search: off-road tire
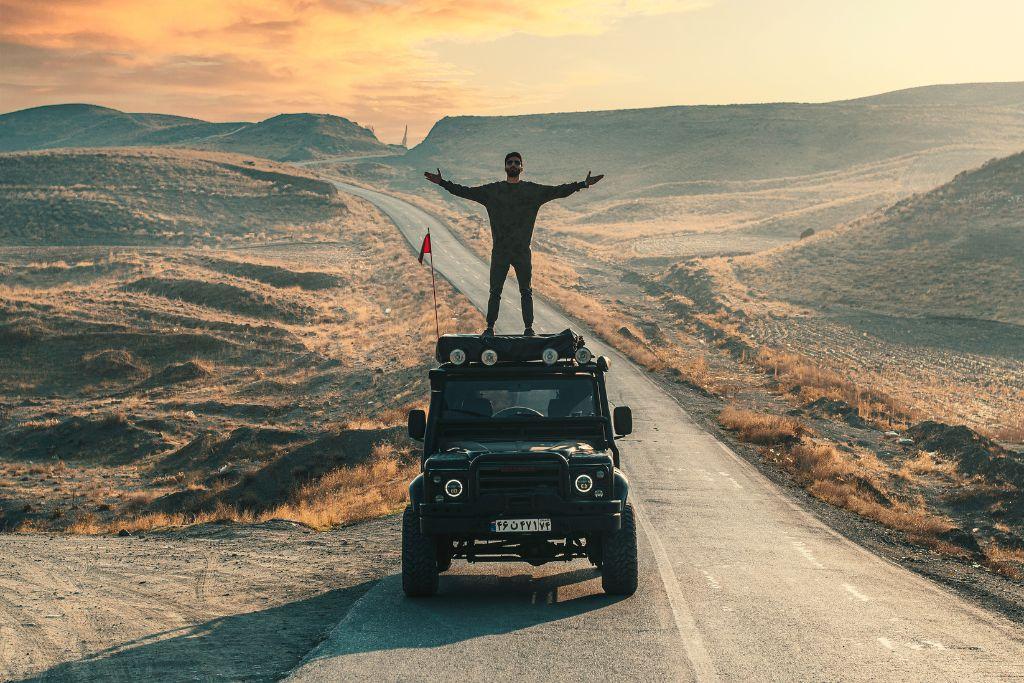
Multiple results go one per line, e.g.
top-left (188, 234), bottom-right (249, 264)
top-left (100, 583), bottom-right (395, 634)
top-left (601, 502), bottom-right (638, 596)
top-left (402, 505), bottom-right (438, 597)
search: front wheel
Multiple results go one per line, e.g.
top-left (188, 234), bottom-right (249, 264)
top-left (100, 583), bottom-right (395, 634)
top-left (402, 505), bottom-right (438, 597)
top-left (601, 502), bottom-right (638, 596)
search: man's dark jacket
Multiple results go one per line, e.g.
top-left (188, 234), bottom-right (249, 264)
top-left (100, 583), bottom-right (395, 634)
top-left (438, 179), bottom-right (587, 254)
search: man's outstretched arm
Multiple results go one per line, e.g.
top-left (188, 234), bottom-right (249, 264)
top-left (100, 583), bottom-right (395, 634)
top-left (538, 170), bottom-right (604, 203)
top-left (424, 168), bottom-right (491, 204)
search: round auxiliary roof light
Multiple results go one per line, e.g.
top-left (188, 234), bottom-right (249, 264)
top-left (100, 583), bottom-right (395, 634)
top-left (444, 479), bottom-right (464, 498)
top-left (574, 347), bottom-right (593, 365)
top-left (449, 348), bottom-right (467, 365)
top-left (542, 347), bottom-right (559, 365)
top-left (481, 349), bottom-right (498, 366)
top-left (574, 474), bottom-right (594, 494)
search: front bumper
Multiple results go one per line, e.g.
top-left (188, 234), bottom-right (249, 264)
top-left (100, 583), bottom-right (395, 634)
top-left (419, 496), bottom-right (622, 536)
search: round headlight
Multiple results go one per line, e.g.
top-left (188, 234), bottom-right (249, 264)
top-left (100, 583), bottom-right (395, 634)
top-left (444, 479), bottom-right (463, 498)
top-left (542, 347), bottom-right (558, 365)
top-left (574, 474), bottom-right (593, 493)
top-left (481, 349), bottom-right (498, 366)
top-left (574, 347), bottom-right (593, 365)
top-left (449, 348), bottom-right (467, 365)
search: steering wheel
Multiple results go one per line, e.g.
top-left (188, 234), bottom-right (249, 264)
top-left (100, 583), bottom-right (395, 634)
top-left (492, 406), bottom-right (544, 418)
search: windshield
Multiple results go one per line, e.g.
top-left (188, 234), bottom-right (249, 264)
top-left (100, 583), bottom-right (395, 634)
top-left (441, 377), bottom-right (598, 420)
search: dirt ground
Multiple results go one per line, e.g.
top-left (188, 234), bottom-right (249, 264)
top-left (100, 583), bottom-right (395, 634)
top-left (0, 516), bottom-right (400, 682)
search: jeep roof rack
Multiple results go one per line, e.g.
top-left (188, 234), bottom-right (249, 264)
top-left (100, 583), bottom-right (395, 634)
top-left (435, 328), bottom-right (592, 367)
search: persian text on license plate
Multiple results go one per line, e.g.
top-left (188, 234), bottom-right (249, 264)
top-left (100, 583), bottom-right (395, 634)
top-left (490, 518), bottom-right (551, 533)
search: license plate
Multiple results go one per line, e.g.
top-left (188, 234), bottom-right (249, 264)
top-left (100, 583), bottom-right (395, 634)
top-left (490, 518), bottom-right (551, 533)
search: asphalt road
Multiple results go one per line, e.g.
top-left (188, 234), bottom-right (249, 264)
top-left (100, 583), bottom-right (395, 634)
top-left (287, 179), bottom-right (1024, 682)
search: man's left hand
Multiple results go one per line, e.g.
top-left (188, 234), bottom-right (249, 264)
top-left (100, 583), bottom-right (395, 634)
top-left (585, 171), bottom-right (604, 187)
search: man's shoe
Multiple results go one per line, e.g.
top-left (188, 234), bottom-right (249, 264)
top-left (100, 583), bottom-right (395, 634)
top-left (523, 327), bottom-right (536, 336)
top-left (482, 327), bottom-right (494, 337)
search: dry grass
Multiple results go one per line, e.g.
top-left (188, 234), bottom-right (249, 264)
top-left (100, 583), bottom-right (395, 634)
top-left (897, 450), bottom-right (959, 479)
top-left (262, 441), bottom-right (417, 529)
top-left (718, 406), bottom-right (807, 445)
top-left (64, 441), bottom-right (417, 534)
top-left (528, 253), bottom-right (722, 394)
top-left (983, 545), bottom-right (1024, 581)
top-left (765, 439), bottom-right (956, 543)
top-left (988, 422), bottom-right (1024, 445)
top-left (754, 347), bottom-right (916, 429)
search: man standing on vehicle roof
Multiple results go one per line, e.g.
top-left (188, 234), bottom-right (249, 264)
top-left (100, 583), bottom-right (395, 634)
top-left (424, 152), bottom-right (603, 337)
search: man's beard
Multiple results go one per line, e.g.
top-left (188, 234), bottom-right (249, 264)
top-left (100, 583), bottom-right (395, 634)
top-left (506, 167), bottom-right (521, 177)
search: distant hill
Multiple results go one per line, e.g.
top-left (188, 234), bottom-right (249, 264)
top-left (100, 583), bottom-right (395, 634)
top-left (186, 113), bottom-right (391, 161)
top-left (401, 87), bottom-right (1024, 187)
top-left (0, 147), bottom-right (357, 245)
top-left (0, 105), bottom-right (393, 161)
top-left (841, 82), bottom-right (1024, 107)
top-left (339, 82), bottom-right (1024, 259)
top-left (734, 151), bottom-right (1024, 325)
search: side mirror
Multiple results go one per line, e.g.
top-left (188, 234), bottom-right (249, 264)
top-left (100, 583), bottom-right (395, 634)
top-left (613, 406), bottom-right (632, 436)
top-left (408, 409), bottom-right (426, 440)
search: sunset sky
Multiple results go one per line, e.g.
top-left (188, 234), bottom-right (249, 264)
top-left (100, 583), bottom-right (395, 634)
top-left (1, 0), bottom-right (1021, 145)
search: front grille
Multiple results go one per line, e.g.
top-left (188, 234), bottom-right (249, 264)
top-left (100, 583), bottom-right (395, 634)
top-left (476, 461), bottom-right (562, 496)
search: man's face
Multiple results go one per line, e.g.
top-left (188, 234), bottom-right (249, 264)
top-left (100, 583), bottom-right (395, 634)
top-left (505, 156), bottom-right (522, 177)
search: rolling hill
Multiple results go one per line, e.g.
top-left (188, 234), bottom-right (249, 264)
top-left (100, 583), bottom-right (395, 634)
top-left (842, 81), bottom-right (1024, 107)
top-left (0, 144), bottom-right (482, 536)
top-left (734, 150), bottom-right (1024, 325)
top-left (0, 147), bottom-right (352, 245)
top-left (0, 104), bottom-right (395, 161)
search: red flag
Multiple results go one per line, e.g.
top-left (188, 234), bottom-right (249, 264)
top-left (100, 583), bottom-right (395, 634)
top-left (418, 233), bottom-right (431, 263)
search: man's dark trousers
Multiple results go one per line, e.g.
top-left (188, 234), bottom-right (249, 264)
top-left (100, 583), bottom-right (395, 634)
top-left (486, 248), bottom-right (532, 329)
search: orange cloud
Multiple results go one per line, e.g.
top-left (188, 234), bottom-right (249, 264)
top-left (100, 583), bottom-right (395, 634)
top-left (0, 0), bottom-right (707, 142)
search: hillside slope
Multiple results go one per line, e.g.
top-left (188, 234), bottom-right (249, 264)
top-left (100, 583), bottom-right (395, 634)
top-left (0, 105), bottom-right (392, 161)
top-left (735, 151), bottom-right (1024, 325)
top-left (0, 147), bottom-right (483, 534)
top-left (843, 81), bottom-right (1024, 106)
top-left (0, 147), bottom-right (352, 246)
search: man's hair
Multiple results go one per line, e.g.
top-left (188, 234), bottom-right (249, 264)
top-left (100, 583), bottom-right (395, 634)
top-left (504, 152), bottom-right (522, 163)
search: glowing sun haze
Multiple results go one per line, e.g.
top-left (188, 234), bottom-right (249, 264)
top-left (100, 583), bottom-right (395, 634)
top-left (1, 0), bottom-right (1021, 145)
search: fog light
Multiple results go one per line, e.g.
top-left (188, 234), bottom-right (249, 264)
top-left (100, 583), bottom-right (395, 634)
top-left (444, 479), bottom-right (463, 498)
top-left (542, 347), bottom-right (559, 365)
top-left (574, 347), bottom-right (593, 365)
top-left (574, 474), bottom-right (593, 493)
top-left (595, 469), bottom-right (605, 479)
top-left (449, 348), bottom-right (467, 365)
top-left (434, 494), bottom-right (444, 503)
top-left (594, 489), bottom-right (604, 498)
top-left (481, 349), bottom-right (498, 366)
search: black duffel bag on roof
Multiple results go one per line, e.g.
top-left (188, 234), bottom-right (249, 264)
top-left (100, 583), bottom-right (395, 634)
top-left (435, 328), bottom-right (583, 364)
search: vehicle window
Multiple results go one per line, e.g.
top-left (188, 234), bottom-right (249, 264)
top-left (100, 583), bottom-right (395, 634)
top-left (442, 377), bottom-right (598, 419)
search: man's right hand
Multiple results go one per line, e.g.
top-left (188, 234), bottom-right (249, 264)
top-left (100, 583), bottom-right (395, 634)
top-left (424, 168), bottom-right (443, 184)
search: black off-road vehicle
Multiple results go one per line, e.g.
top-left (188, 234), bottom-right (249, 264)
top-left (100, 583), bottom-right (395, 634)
top-left (403, 329), bottom-right (637, 597)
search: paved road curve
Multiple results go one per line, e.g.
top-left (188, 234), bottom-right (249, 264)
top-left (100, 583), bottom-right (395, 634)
top-left (288, 179), bottom-right (1024, 682)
